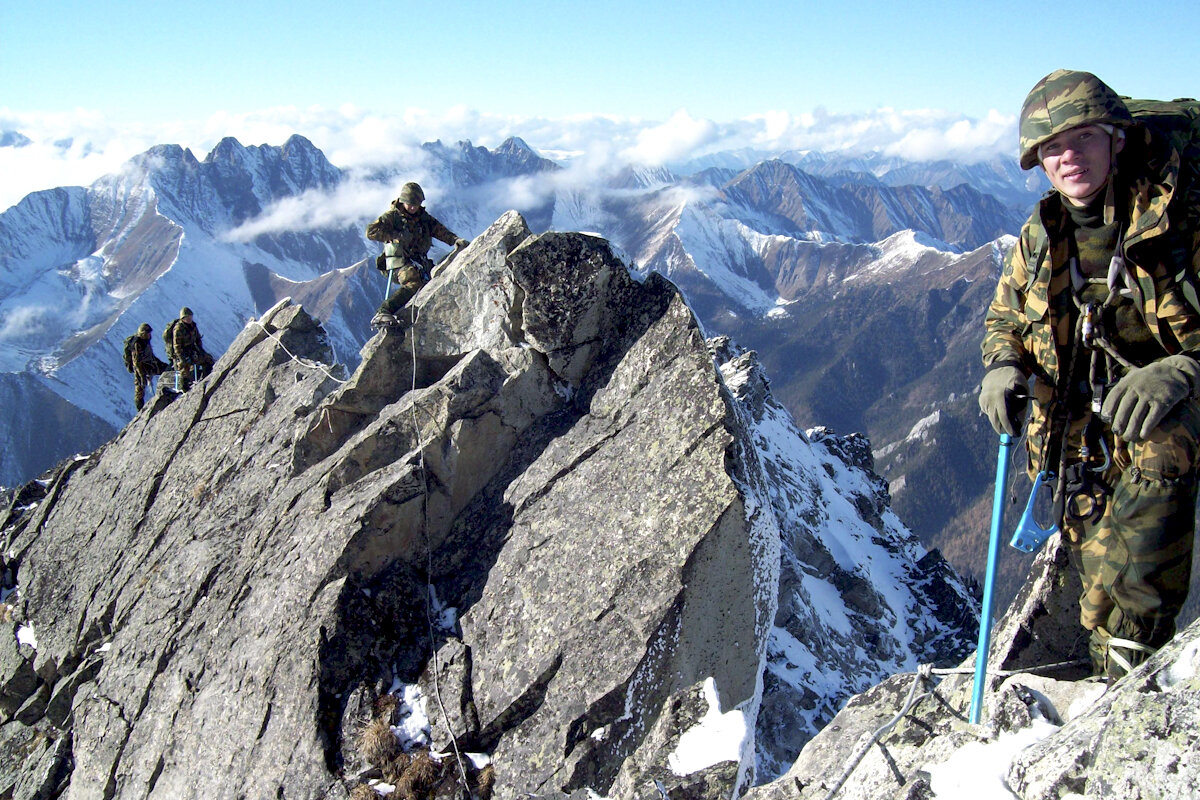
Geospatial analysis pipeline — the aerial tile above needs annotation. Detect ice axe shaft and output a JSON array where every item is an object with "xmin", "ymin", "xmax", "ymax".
[{"xmin": 970, "ymin": 432, "xmax": 1013, "ymax": 725}]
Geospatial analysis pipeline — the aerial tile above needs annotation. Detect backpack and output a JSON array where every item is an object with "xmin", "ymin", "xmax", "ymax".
[
  {"xmin": 163, "ymin": 319, "xmax": 179, "ymax": 361},
  {"xmin": 1124, "ymin": 98, "xmax": 1200, "ymax": 309},
  {"xmin": 122, "ymin": 335, "xmax": 136, "ymax": 372}
]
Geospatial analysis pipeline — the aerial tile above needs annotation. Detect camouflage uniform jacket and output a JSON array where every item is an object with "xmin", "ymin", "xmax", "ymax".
[
  {"xmin": 131, "ymin": 336, "xmax": 167, "ymax": 376},
  {"xmin": 365, "ymin": 202, "xmax": 458, "ymax": 271},
  {"xmin": 172, "ymin": 319, "xmax": 208, "ymax": 363},
  {"xmin": 983, "ymin": 129, "xmax": 1200, "ymax": 469}
]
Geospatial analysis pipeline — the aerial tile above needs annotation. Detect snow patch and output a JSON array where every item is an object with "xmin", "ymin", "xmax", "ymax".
[
  {"xmin": 1162, "ymin": 638, "xmax": 1200, "ymax": 689},
  {"xmin": 385, "ymin": 682, "xmax": 432, "ymax": 751},
  {"xmin": 926, "ymin": 717, "xmax": 1059, "ymax": 799},
  {"xmin": 16, "ymin": 623, "xmax": 37, "ymax": 649},
  {"xmin": 668, "ymin": 677, "xmax": 748, "ymax": 776}
]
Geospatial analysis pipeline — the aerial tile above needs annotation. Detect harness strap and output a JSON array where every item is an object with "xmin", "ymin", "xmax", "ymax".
[{"xmin": 1106, "ymin": 637, "xmax": 1158, "ymax": 676}]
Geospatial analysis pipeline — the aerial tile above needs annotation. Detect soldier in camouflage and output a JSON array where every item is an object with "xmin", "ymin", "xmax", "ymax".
[
  {"xmin": 366, "ymin": 182, "xmax": 469, "ymax": 330},
  {"xmin": 172, "ymin": 307, "xmax": 214, "ymax": 391},
  {"xmin": 980, "ymin": 70, "xmax": 1200, "ymax": 680},
  {"xmin": 127, "ymin": 322, "xmax": 169, "ymax": 411}
]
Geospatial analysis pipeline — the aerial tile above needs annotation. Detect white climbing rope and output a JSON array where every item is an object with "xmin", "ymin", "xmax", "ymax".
[
  {"xmin": 819, "ymin": 657, "xmax": 1091, "ymax": 800},
  {"xmin": 399, "ymin": 304, "xmax": 472, "ymax": 791},
  {"xmin": 250, "ymin": 318, "xmax": 347, "ymax": 385}
]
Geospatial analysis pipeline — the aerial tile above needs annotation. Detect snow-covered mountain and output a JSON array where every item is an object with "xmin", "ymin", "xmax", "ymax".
[
  {"xmin": 0, "ymin": 136, "xmax": 377, "ymax": 485},
  {"xmin": 714, "ymin": 338, "xmax": 974, "ymax": 779},
  {"xmin": 0, "ymin": 132, "xmax": 1030, "ymax": 578}
]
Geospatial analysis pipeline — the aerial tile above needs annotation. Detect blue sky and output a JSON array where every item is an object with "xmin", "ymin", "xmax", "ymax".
[
  {"xmin": 2, "ymin": 0, "xmax": 1199, "ymax": 209},
  {"xmin": 5, "ymin": 0, "xmax": 1197, "ymax": 121}
]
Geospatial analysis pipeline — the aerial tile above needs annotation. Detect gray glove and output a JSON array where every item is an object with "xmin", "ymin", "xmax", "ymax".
[
  {"xmin": 979, "ymin": 365, "xmax": 1029, "ymax": 437},
  {"xmin": 1101, "ymin": 354, "xmax": 1200, "ymax": 442}
]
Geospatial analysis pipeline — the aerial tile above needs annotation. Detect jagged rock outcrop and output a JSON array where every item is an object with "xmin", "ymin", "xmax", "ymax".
[
  {"xmin": 745, "ymin": 533, "xmax": 1200, "ymax": 800},
  {"xmin": 0, "ymin": 209, "xmax": 980, "ymax": 800},
  {"xmin": 710, "ymin": 340, "xmax": 976, "ymax": 782},
  {"xmin": 0, "ymin": 211, "xmax": 783, "ymax": 799}
]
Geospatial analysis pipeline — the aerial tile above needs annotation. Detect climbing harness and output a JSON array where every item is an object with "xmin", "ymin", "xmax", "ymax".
[{"xmin": 1016, "ymin": 266, "xmax": 1135, "ymax": 549}]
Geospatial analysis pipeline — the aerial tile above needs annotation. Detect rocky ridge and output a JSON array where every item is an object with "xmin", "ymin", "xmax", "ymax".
[
  {"xmin": 0, "ymin": 212, "xmax": 974, "ymax": 799},
  {"xmin": 745, "ymin": 536, "xmax": 1200, "ymax": 799}
]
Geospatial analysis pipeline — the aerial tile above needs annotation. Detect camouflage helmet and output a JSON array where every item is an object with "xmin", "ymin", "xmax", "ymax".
[
  {"xmin": 137, "ymin": 323, "xmax": 152, "ymax": 335},
  {"xmin": 1018, "ymin": 69, "xmax": 1133, "ymax": 170},
  {"xmin": 180, "ymin": 306, "xmax": 193, "ymax": 318},
  {"xmin": 398, "ymin": 182, "xmax": 425, "ymax": 205}
]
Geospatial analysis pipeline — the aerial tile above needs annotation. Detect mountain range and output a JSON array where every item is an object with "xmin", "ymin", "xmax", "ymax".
[
  {"xmin": 0, "ymin": 128, "xmax": 1072, "ymax": 620},
  {"xmin": 2, "ymin": 124, "xmax": 1198, "ymax": 795}
]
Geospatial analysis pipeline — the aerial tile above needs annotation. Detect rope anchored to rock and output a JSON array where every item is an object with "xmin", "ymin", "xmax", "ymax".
[
  {"xmin": 404, "ymin": 303, "xmax": 473, "ymax": 792},
  {"xmin": 819, "ymin": 657, "xmax": 1091, "ymax": 800},
  {"xmin": 250, "ymin": 318, "xmax": 347, "ymax": 385}
]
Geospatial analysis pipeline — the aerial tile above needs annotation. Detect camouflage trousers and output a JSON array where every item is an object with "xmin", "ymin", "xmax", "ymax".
[
  {"xmin": 378, "ymin": 265, "xmax": 427, "ymax": 316},
  {"xmin": 133, "ymin": 362, "xmax": 167, "ymax": 410},
  {"xmin": 175, "ymin": 348, "xmax": 214, "ymax": 391},
  {"xmin": 1053, "ymin": 399, "xmax": 1199, "ymax": 679}
]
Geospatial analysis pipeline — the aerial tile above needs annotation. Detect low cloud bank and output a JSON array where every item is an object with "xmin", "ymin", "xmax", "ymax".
[{"xmin": 1, "ymin": 104, "xmax": 1017, "ymax": 215}]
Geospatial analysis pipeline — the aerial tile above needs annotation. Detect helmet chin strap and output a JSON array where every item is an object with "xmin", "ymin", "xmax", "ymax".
[{"xmin": 1102, "ymin": 127, "xmax": 1124, "ymax": 225}]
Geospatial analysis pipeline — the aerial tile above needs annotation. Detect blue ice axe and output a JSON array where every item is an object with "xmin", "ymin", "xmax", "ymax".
[{"xmin": 970, "ymin": 433, "xmax": 1014, "ymax": 724}]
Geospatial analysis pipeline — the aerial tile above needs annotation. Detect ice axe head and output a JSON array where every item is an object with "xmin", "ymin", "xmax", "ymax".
[{"xmin": 1010, "ymin": 470, "xmax": 1060, "ymax": 553}]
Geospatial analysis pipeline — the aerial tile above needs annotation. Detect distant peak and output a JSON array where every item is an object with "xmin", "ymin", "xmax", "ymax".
[
  {"xmin": 497, "ymin": 136, "xmax": 533, "ymax": 153},
  {"xmin": 205, "ymin": 137, "xmax": 249, "ymax": 164}
]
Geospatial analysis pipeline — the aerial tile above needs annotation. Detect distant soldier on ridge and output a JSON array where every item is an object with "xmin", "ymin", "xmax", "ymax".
[
  {"xmin": 167, "ymin": 307, "xmax": 214, "ymax": 391},
  {"xmin": 366, "ymin": 181, "xmax": 469, "ymax": 330},
  {"xmin": 122, "ymin": 322, "xmax": 169, "ymax": 411}
]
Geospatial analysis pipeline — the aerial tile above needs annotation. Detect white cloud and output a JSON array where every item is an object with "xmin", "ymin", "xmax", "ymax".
[
  {"xmin": 621, "ymin": 109, "xmax": 720, "ymax": 166},
  {"xmin": 221, "ymin": 177, "xmax": 393, "ymax": 242},
  {"xmin": 0, "ymin": 305, "xmax": 53, "ymax": 340},
  {"xmin": 0, "ymin": 104, "xmax": 1018, "ymax": 214}
]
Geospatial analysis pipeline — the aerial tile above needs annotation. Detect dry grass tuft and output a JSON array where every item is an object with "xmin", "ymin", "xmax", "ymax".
[
  {"xmin": 474, "ymin": 763, "xmax": 495, "ymax": 800},
  {"xmin": 357, "ymin": 717, "xmax": 401, "ymax": 767},
  {"xmin": 380, "ymin": 751, "xmax": 412, "ymax": 785},
  {"xmin": 348, "ymin": 784, "xmax": 377, "ymax": 800},
  {"xmin": 374, "ymin": 692, "xmax": 400, "ymax": 722},
  {"xmin": 394, "ymin": 750, "xmax": 440, "ymax": 799}
]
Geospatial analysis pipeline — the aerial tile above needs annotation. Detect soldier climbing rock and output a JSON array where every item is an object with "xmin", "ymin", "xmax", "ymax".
[
  {"xmin": 366, "ymin": 182, "xmax": 469, "ymax": 330},
  {"xmin": 124, "ymin": 322, "xmax": 170, "ymax": 411},
  {"xmin": 171, "ymin": 306, "xmax": 215, "ymax": 391},
  {"xmin": 979, "ymin": 70, "xmax": 1200, "ymax": 681}
]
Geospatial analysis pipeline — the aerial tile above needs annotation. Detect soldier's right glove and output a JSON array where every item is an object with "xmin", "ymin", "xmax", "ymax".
[
  {"xmin": 979, "ymin": 365, "xmax": 1029, "ymax": 437},
  {"xmin": 1101, "ymin": 354, "xmax": 1200, "ymax": 442}
]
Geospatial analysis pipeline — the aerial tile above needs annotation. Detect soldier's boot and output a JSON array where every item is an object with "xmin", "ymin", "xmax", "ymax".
[
  {"xmin": 1105, "ymin": 636, "xmax": 1157, "ymax": 682},
  {"xmin": 371, "ymin": 311, "xmax": 399, "ymax": 329}
]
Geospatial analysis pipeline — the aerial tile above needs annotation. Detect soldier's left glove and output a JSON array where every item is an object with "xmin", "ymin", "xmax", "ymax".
[
  {"xmin": 1101, "ymin": 354, "xmax": 1200, "ymax": 442},
  {"xmin": 455, "ymin": 238, "xmax": 470, "ymax": 248}
]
